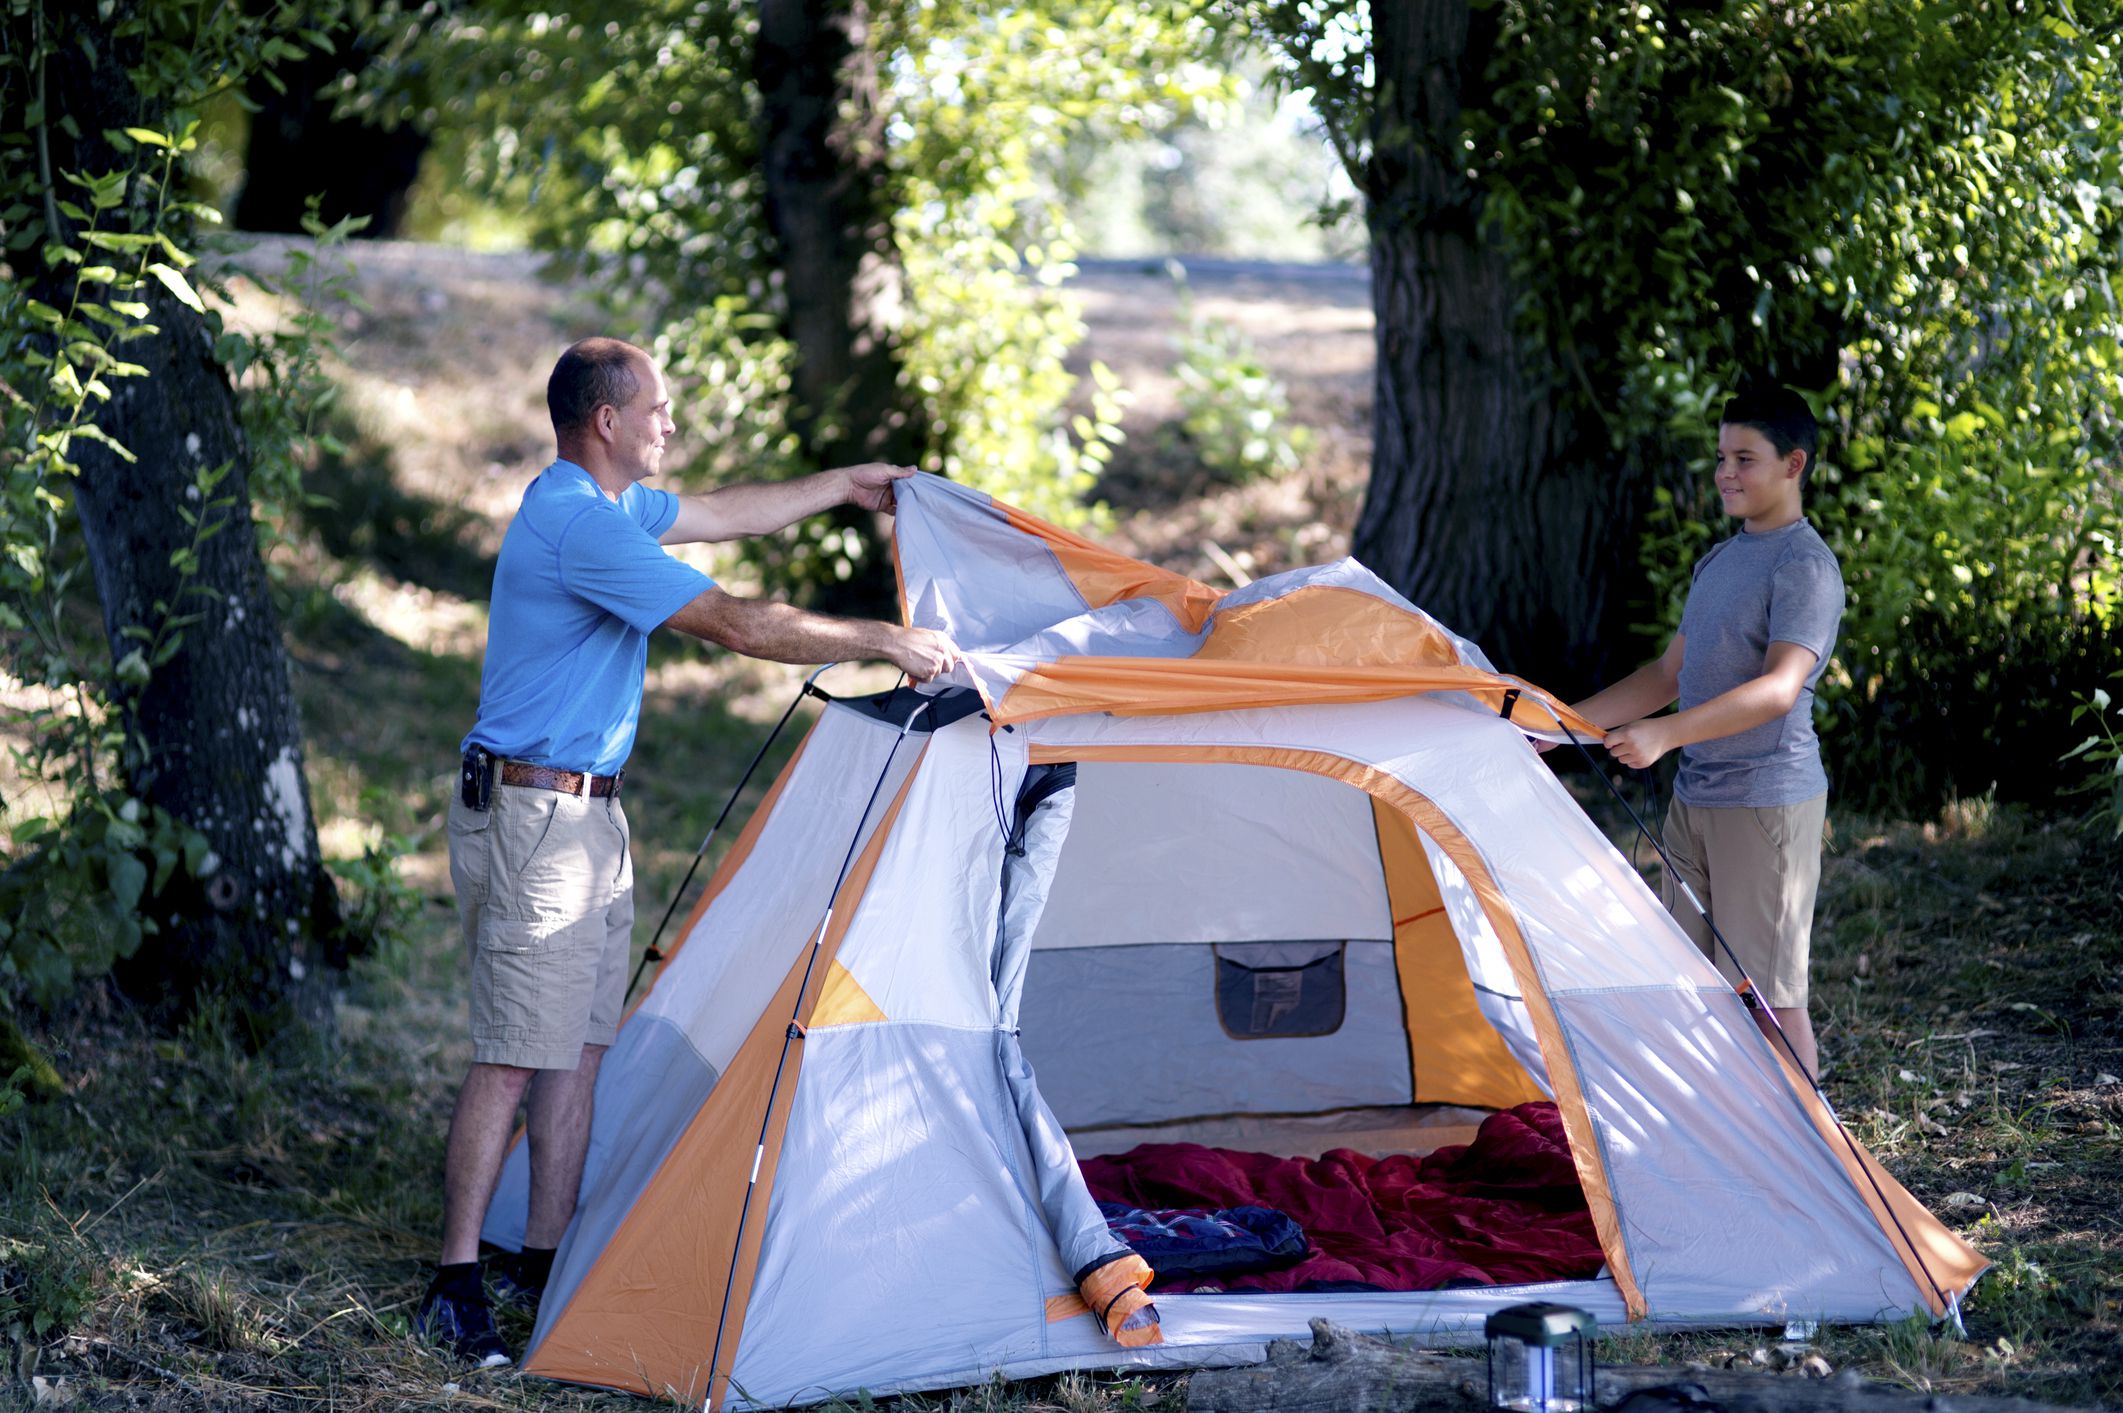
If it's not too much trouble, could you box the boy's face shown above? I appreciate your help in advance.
[1714,423,1807,528]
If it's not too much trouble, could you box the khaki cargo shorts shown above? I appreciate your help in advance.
[1658,793,1827,1010]
[446,784,634,1069]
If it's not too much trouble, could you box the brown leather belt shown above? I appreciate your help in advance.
[499,760,624,798]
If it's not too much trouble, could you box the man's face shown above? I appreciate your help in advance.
[607,358,675,482]
[1714,422,1801,523]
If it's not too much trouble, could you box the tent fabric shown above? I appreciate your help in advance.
[482,475,1986,1410]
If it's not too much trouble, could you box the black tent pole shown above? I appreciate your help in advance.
[624,662,842,1005]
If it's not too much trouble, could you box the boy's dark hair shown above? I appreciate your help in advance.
[548,337,647,437]
[1720,380,1819,484]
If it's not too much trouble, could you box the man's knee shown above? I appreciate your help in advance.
[465,1060,537,1101]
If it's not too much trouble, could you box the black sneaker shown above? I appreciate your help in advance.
[485,1250,545,1315]
[416,1286,511,1368]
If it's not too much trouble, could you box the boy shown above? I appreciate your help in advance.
[1570,382,1844,1073]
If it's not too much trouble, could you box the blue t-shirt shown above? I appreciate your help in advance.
[463,460,714,775]
[1674,518,1845,808]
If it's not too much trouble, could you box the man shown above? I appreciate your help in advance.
[418,337,958,1365]
[1568,381,1843,1075]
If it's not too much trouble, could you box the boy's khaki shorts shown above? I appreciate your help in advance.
[1658,793,1827,1010]
[447,784,634,1070]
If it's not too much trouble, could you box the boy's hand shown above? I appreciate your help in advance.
[1603,718,1675,770]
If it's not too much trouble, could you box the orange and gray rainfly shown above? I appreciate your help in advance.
[479,475,1985,1409]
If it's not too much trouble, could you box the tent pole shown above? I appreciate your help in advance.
[625,662,844,1005]
[700,693,933,1410]
[1551,717,1953,1316]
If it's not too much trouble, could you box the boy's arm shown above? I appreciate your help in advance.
[1603,641,1818,769]
[659,464,909,545]
[1571,635,1686,730]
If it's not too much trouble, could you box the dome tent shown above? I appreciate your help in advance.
[481,474,1984,1408]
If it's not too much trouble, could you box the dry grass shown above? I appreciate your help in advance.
[4,241,2119,1410]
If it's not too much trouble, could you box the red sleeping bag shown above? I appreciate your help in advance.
[1078,1101,1605,1293]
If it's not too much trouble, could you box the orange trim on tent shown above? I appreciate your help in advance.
[1032,742,1647,1320]
[1195,585,1460,668]
[999,505,1221,633]
[995,658,1600,739]
[525,755,925,1402]
[811,959,889,1028]
[890,530,912,627]
[1045,1292,1090,1323]
[1372,798,1551,1113]
[1766,1037,1986,1313]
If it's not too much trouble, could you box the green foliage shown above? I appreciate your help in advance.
[1169,286,1309,484]
[325,831,424,960]
[1248,0,2122,812]
[0,792,212,1009]
[1,6,367,1017]
[2061,678,2123,837]
[1045,49,1363,261]
[409,0,1229,587]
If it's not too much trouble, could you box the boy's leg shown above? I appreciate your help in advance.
[1694,794,1828,1074]
[1656,797,1716,959]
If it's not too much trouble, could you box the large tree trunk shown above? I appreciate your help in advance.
[1355,0,1636,695]
[31,2,343,1031]
[234,38,429,239]
[752,0,923,609]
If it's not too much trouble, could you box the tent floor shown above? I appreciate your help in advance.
[1068,1103,1494,1159]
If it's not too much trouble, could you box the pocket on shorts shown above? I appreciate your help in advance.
[1750,803,1792,853]
[484,789,572,949]
[446,794,495,909]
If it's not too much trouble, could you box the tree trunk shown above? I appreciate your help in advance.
[31,1,342,1032]
[233,39,429,239]
[752,0,923,609]
[1355,0,1636,695]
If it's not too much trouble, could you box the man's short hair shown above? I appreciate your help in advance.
[548,337,648,437]
[1720,379,1820,484]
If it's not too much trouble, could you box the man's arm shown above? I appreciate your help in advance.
[665,586,959,681]
[1603,640,1819,769]
[660,464,910,545]
[1571,634,1686,731]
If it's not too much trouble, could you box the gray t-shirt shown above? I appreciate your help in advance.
[1674,518,1845,808]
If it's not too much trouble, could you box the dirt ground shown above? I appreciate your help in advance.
[221,239,1375,572]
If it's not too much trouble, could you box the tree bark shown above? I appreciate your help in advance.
[1355,0,1636,695]
[233,39,429,239]
[27,1,342,1031]
[752,0,923,608]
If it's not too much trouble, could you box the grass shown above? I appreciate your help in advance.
[1558,773,2123,1406]
[4,243,2120,1410]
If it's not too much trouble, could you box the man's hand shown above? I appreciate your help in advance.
[841,463,917,514]
[1603,717,1676,770]
[888,625,960,683]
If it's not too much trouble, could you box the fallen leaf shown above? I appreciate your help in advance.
[1943,1191,1987,1209]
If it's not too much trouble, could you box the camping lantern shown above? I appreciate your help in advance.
[1484,1302,1596,1412]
